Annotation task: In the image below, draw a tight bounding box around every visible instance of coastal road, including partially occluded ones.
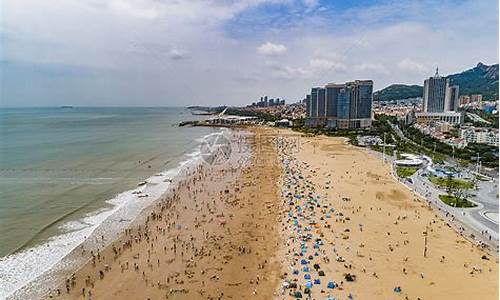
[409,169,499,242]
[369,147,498,250]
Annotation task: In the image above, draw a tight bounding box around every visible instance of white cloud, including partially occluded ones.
[353,63,389,75]
[169,48,188,60]
[257,42,287,56]
[309,59,346,72]
[1,0,498,106]
[264,60,310,79]
[397,58,428,74]
[303,0,318,8]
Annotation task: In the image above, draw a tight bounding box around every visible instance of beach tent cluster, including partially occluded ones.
[277,137,350,299]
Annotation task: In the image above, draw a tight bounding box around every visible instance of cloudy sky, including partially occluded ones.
[1,0,498,107]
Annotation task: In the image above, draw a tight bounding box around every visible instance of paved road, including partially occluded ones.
[409,168,499,242]
[369,148,498,250]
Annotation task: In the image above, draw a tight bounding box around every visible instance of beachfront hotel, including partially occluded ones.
[304,80,374,129]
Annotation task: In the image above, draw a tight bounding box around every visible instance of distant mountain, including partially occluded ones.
[447,63,498,100]
[374,62,499,101]
[373,84,422,102]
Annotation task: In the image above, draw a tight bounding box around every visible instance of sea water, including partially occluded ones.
[0,107,219,299]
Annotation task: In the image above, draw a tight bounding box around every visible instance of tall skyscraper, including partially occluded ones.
[423,68,449,112]
[311,87,320,118]
[305,94,311,117]
[317,88,326,117]
[423,68,460,113]
[353,80,373,119]
[325,83,342,117]
[306,80,373,129]
[446,85,459,112]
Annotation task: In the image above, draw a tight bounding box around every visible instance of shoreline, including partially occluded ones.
[41,127,284,300]
[5,126,498,299]
[2,129,224,300]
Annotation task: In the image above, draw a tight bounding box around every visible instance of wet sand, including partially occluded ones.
[46,128,283,299]
[44,128,498,300]
[276,132,498,299]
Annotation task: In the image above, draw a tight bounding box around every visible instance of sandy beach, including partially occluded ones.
[44,127,498,300]
[45,128,283,300]
[276,130,498,300]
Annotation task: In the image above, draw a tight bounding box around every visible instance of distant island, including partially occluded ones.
[374,62,499,101]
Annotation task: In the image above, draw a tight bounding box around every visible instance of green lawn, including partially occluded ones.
[429,175,475,189]
[396,166,419,178]
[438,194,477,208]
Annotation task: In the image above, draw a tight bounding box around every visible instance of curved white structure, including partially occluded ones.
[395,153,424,166]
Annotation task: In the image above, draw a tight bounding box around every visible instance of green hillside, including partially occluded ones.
[374,62,499,101]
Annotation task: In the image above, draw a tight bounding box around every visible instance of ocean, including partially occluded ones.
[0,107,219,298]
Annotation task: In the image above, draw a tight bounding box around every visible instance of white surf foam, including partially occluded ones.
[0,131,218,300]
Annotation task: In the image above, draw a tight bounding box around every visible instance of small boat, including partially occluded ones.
[137,181,147,187]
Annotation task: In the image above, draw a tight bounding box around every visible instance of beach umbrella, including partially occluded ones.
[327,282,336,289]
[318,270,325,276]
[314,279,321,285]
[301,259,308,265]
[303,266,310,272]
[394,286,402,293]
[294,291,302,298]
[304,274,311,280]
[305,281,313,288]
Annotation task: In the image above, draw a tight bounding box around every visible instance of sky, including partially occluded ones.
[0,0,498,107]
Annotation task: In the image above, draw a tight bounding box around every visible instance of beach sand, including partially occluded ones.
[46,128,283,299]
[45,128,498,300]
[276,131,498,300]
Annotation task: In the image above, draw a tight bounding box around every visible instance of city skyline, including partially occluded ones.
[1,0,498,107]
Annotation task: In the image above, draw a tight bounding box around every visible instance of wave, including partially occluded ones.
[0,130,225,300]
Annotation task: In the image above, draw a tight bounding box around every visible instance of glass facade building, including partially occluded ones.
[337,87,351,119]
[356,81,373,119]
[311,88,319,118]
[317,88,326,117]
[326,84,342,117]
[306,80,373,129]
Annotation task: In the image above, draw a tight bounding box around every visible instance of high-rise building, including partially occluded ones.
[445,85,459,111]
[311,87,320,118]
[325,83,344,117]
[423,68,449,112]
[420,68,463,123]
[305,94,311,117]
[317,88,326,117]
[352,80,373,119]
[306,80,373,129]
